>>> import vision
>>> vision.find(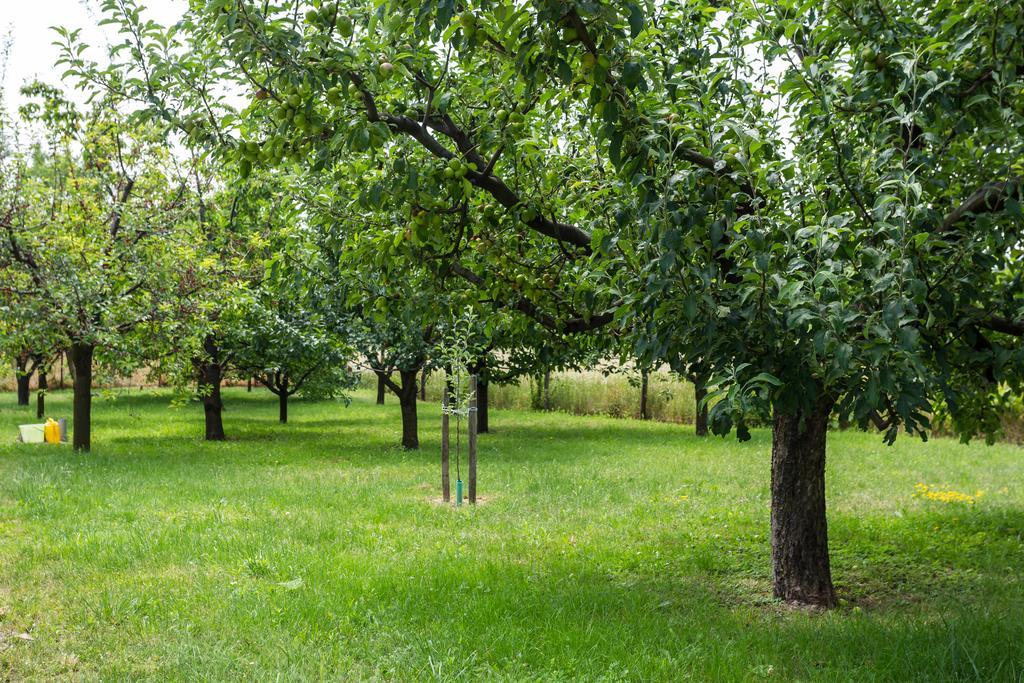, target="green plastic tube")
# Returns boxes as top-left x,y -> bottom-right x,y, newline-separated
455,479 -> 463,507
